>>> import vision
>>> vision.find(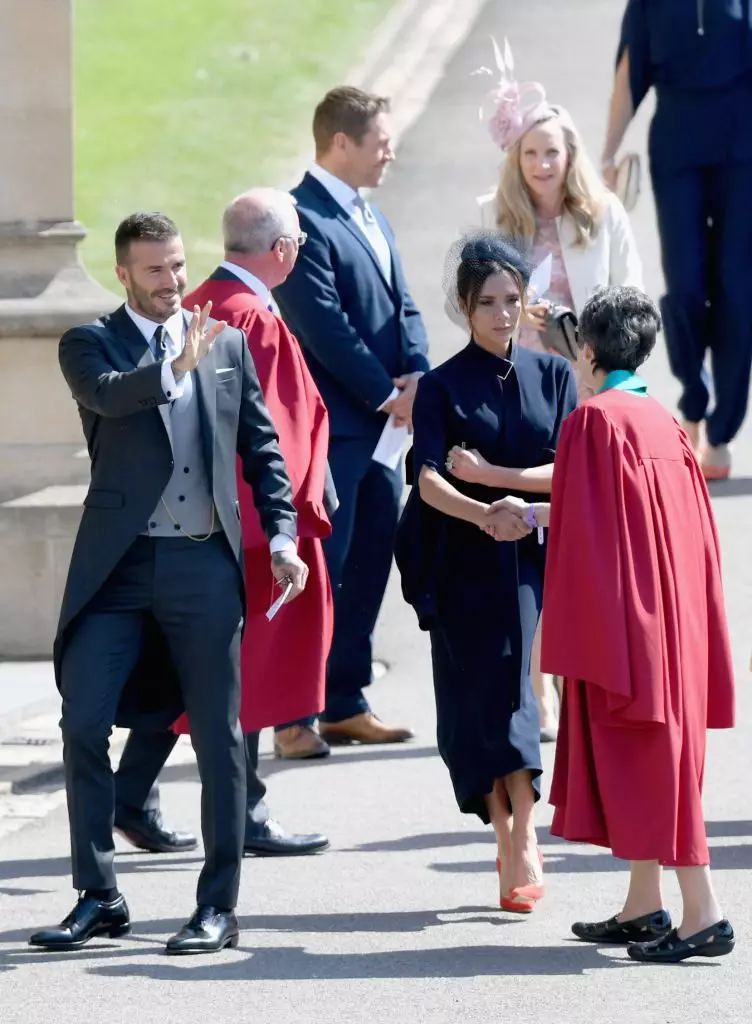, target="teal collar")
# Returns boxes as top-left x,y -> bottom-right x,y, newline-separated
598,369 -> 648,396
